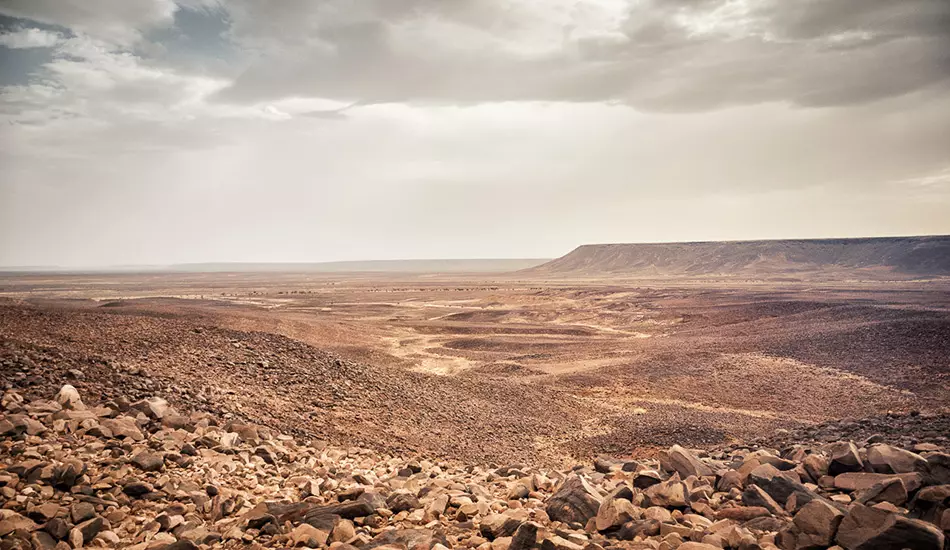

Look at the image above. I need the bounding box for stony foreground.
[1,387,948,550]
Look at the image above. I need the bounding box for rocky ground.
[2,384,949,550]
[0,303,815,465]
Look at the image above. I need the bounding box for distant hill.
[171,258,549,273]
[521,236,950,278]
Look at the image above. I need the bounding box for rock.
[662,445,714,478]
[777,499,844,550]
[716,507,771,521]
[387,492,421,513]
[0,512,37,536]
[866,445,927,475]
[244,507,277,530]
[828,442,864,475]
[55,385,85,410]
[133,396,172,419]
[51,460,85,488]
[546,474,603,524]
[357,492,389,512]
[100,417,144,440]
[45,517,71,540]
[28,502,60,522]
[318,500,375,519]
[131,451,165,472]
[854,477,908,506]
[632,470,663,490]
[833,472,922,492]
[924,453,950,485]
[331,519,355,542]
[162,415,195,431]
[508,522,539,550]
[595,498,640,531]
[748,464,817,508]
[742,485,787,517]
[540,535,585,550]
[508,483,530,500]
[480,514,524,540]
[363,528,446,550]
[802,454,829,482]
[0,418,16,436]
[123,480,155,497]
[594,457,619,474]
[30,531,58,550]
[292,523,330,547]
[835,504,944,550]
[911,485,950,523]
[717,470,743,492]
[70,502,96,524]
[643,478,688,508]
[179,526,223,545]
[616,519,660,540]
[73,516,105,545]
[678,544,722,550]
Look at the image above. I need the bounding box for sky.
[0,0,949,267]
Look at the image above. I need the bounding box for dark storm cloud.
[212,0,950,111]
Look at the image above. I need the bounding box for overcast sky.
[1,0,949,266]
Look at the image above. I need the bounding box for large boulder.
[595,498,641,531]
[742,485,787,517]
[545,474,603,525]
[661,445,713,478]
[867,445,927,475]
[909,485,950,524]
[55,385,85,411]
[833,472,922,492]
[508,522,539,550]
[854,477,908,507]
[925,453,950,485]
[828,442,864,475]
[777,499,844,550]
[748,464,818,508]
[643,478,689,508]
[835,504,944,550]
[802,453,829,482]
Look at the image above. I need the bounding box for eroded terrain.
[1,272,949,465]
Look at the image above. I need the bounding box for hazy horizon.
[2,0,949,267]
[4,233,950,271]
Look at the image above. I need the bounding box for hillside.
[521,236,950,278]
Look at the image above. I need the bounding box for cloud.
[0,27,63,49]
[0,0,179,45]
[211,0,950,111]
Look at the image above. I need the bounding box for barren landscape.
[3,238,950,549]
[3,256,948,466]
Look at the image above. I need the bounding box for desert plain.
[3,267,948,466]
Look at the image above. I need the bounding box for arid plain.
[2,269,948,466]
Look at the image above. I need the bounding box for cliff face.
[522,236,950,278]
